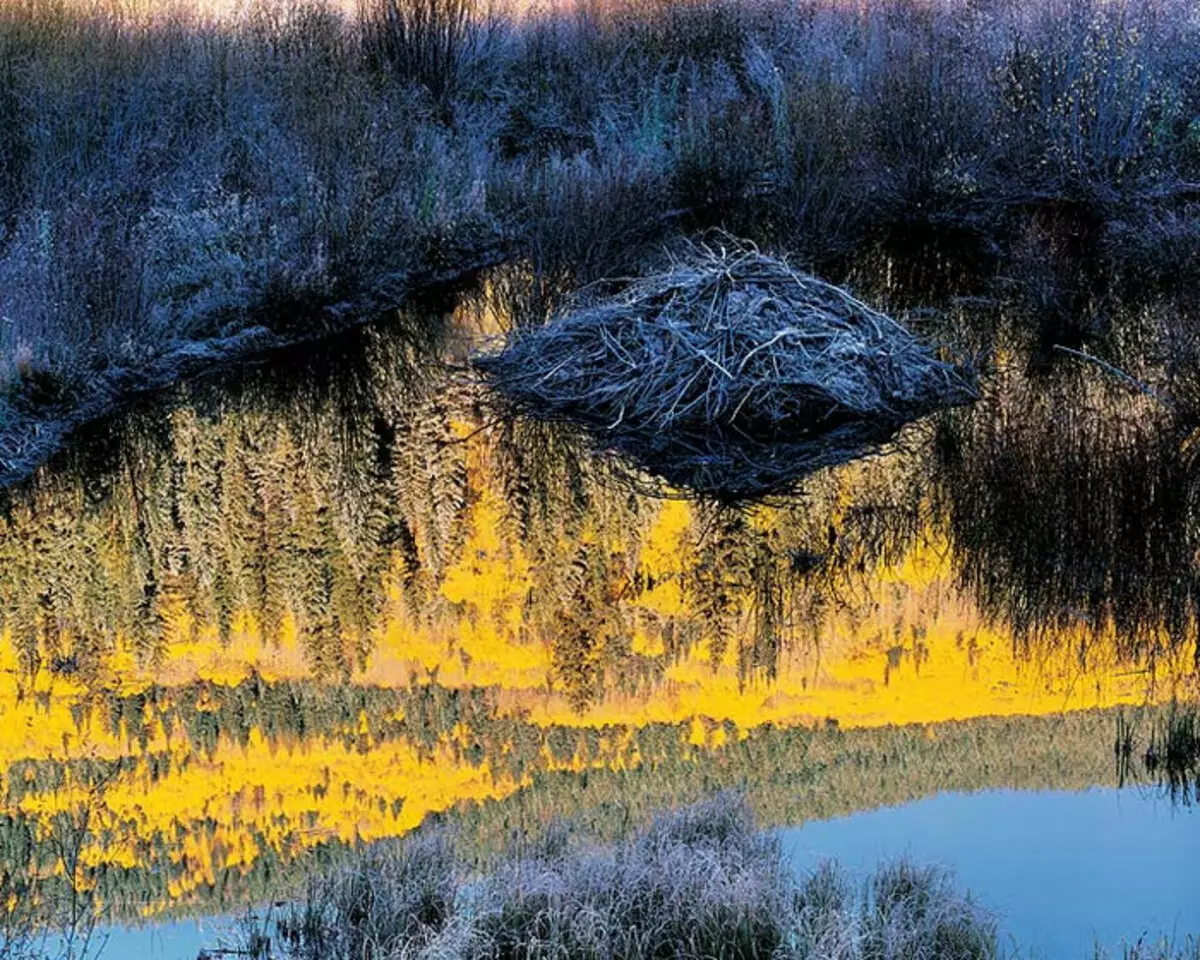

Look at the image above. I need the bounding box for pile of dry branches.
[477,238,976,499]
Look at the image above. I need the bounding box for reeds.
[3,0,1200,481]
[1096,936,1200,960]
[1145,702,1200,804]
[358,0,487,97]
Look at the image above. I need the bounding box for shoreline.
[7,0,1200,489]
[0,248,505,490]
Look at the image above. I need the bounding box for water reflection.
[1118,704,1200,806]
[0,289,1195,928]
[937,356,1200,667]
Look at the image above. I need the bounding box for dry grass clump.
[1097,938,1200,960]
[477,238,976,498]
[233,794,999,960]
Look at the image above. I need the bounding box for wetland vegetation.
[2,0,1200,956]
[230,794,1000,960]
[0,291,1194,956]
[6,0,1200,479]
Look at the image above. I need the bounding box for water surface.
[783,788,1200,959]
[0,290,1196,952]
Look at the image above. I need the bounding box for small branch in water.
[1051,344,1176,412]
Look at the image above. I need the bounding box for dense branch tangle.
[477,237,976,499]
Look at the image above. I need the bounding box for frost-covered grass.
[5,0,1200,470]
[244,794,998,960]
[1095,938,1200,960]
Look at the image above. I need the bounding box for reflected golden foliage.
[0,314,1196,921]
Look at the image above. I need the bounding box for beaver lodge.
[477,239,977,500]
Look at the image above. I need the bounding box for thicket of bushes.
[3,0,1200,468]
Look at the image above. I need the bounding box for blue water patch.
[54,913,240,960]
[779,787,1199,959]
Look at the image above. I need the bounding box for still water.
[0,288,1196,955]
[783,788,1200,959]
[80,789,1200,960]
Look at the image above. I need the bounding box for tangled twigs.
[476,236,977,500]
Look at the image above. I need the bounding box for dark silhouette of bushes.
[359,0,485,98]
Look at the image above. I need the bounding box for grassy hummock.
[477,238,976,498]
[235,794,998,960]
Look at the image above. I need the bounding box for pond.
[71,788,1200,960]
[0,278,1196,957]
[782,788,1200,959]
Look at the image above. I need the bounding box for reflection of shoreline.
[0,301,1197,928]
[3,306,1197,709]
[0,693,1178,924]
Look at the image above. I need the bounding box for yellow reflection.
[1,407,1195,920]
